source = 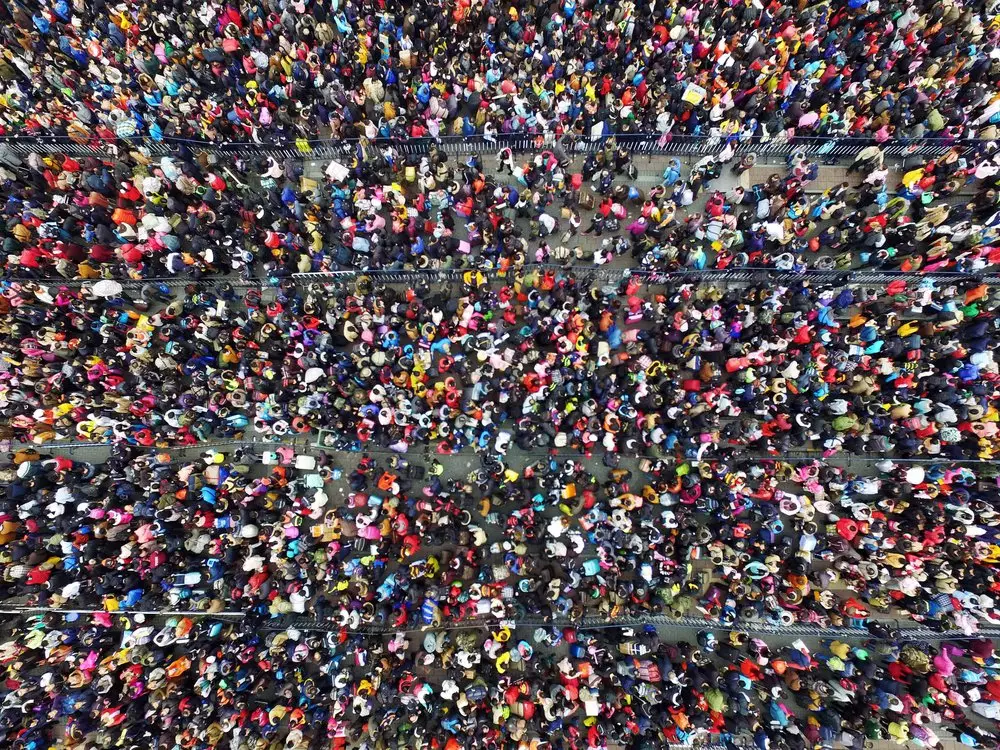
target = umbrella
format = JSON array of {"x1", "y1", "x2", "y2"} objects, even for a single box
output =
[{"x1": 90, "y1": 280, "x2": 124, "y2": 298}]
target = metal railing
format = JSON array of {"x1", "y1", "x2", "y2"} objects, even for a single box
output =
[
  {"x1": 5, "y1": 265, "x2": 999, "y2": 289},
  {"x1": 6, "y1": 435, "x2": 998, "y2": 471},
  {"x1": 0, "y1": 132, "x2": 981, "y2": 161},
  {"x1": 287, "y1": 266, "x2": 1000, "y2": 285},
  {"x1": 3, "y1": 605, "x2": 993, "y2": 642},
  {"x1": 266, "y1": 613, "x2": 1000, "y2": 641}
]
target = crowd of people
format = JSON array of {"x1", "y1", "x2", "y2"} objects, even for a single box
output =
[
  {"x1": 3, "y1": 134, "x2": 1000, "y2": 279},
  {"x1": 1, "y1": 0, "x2": 998, "y2": 144},
  {"x1": 3, "y1": 615, "x2": 1000, "y2": 750},
  {"x1": 5, "y1": 0, "x2": 1000, "y2": 747},
  {"x1": 3, "y1": 448, "x2": 1000, "y2": 630},
  {"x1": 3, "y1": 447, "x2": 1000, "y2": 748},
  {"x1": 2, "y1": 271, "x2": 998, "y2": 460}
]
